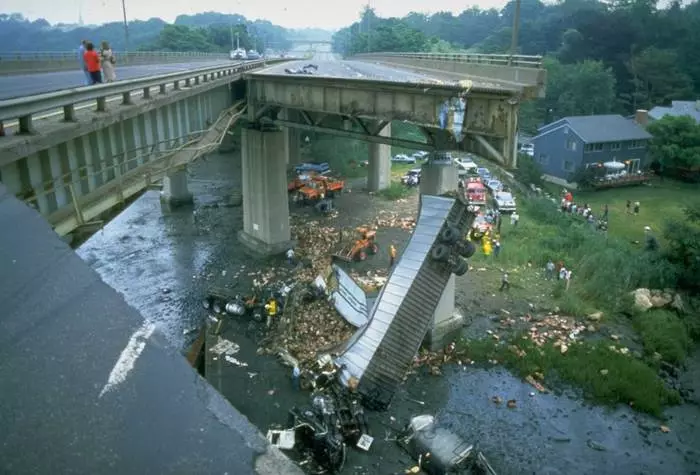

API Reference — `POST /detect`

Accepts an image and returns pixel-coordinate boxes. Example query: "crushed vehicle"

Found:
[285,64,318,75]
[468,214,492,241]
[269,362,373,475]
[401,168,422,186]
[398,415,497,475]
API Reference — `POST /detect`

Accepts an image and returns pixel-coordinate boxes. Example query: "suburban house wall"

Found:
[581,139,649,170]
[532,125,584,180]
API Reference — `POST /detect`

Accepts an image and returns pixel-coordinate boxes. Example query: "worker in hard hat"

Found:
[264,298,278,329]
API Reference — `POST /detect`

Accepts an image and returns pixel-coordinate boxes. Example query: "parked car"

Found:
[520,143,535,157]
[454,157,478,177]
[494,191,517,212]
[412,151,429,161]
[246,50,261,60]
[295,162,330,174]
[485,179,503,193]
[401,168,421,186]
[476,167,491,180]
[391,154,416,164]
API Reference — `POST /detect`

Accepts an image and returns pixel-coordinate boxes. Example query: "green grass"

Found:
[566,179,696,243]
[632,309,691,364]
[459,337,681,416]
[379,181,414,200]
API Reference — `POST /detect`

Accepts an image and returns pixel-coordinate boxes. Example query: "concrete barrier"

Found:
[0,51,230,75]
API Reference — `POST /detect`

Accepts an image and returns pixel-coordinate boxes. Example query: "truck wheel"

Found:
[431,244,450,262]
[440,225,460,244]
[452,258,469,276]
[458,241,476,258]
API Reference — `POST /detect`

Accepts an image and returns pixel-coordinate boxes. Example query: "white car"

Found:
[454,157,478,176]
[494,191,517,212]
[391,154,416,163]
[486,179,503,193]
[412,151,429,160]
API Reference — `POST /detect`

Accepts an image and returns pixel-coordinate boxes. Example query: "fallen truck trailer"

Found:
[335,193,475,410]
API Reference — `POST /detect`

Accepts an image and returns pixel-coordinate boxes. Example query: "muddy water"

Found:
[77,150,700,474]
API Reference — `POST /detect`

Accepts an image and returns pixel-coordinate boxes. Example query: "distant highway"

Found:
[0,60,236,100]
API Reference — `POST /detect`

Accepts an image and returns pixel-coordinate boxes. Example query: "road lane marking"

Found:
[99,322,156,398]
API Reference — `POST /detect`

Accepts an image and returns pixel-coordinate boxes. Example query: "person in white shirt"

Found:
[286,248,295,265]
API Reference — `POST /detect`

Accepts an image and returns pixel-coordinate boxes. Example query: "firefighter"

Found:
[264,298,278,329]
[389,244,397,268]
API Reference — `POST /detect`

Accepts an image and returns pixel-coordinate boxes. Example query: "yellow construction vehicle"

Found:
[333,226,379,262]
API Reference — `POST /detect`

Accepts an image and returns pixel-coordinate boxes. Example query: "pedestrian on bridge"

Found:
[100,41,117,83]
[83,42,102,85]
[78,40,91,86]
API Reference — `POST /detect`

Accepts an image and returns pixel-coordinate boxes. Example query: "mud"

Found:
[77,149,700,474]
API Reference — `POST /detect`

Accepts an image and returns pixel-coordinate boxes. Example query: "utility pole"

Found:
[121,0,129,53]
[366,2,371,53]
[509,0,521,63]
[230,25,234,50]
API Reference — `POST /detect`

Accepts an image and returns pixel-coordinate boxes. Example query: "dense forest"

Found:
[0,12,332,54]
[332,0,700,133]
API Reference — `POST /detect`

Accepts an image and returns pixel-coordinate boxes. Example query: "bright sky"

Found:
[4,0,509,30]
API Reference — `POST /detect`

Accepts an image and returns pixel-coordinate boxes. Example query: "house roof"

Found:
[0,183,303,475]
[535,114,652,143]
[648,101,700,122]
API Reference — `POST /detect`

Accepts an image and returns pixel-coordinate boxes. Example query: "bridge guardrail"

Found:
[352,52,543,68]
[0,51,230,61]
[0,59,284,135]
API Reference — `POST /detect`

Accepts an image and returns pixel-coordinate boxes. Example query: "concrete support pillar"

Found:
[284,127,302,166]
[160,166,193,206]
[420,159,458,196]
[367,122,391,192]
[424,275,463,351]
[238,127,293,255]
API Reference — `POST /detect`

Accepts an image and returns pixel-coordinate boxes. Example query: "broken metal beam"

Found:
[270,118,434,150]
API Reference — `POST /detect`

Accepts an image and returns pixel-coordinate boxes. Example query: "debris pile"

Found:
[291,219,340,275]
[375,210,416,230]
[350,269,388,292]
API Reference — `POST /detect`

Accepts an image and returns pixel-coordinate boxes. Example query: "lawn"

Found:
[574,179,697,242]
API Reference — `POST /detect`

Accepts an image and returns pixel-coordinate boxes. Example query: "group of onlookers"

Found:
[78,40,117,86]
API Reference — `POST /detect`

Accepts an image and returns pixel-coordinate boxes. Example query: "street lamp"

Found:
[509,0,521,63]
[121,0,129,53]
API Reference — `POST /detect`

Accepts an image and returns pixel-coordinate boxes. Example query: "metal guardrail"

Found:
[0,51,229,61]
[0,59,281,134]
[352,52,543,68]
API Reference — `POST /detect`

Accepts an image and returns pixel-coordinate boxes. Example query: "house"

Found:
[531,114,652,184]
[648,100,700,123]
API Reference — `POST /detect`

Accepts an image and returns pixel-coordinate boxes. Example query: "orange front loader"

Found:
[333,226,379,262]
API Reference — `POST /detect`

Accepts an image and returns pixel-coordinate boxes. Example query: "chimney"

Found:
[635,109,648,127]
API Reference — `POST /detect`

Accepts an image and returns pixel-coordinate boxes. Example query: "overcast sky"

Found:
[4,0,508,29]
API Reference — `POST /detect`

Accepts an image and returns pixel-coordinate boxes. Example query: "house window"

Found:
[629,140,646,149]
[610,142,621,151]
[584,143,604,152]
[538,153,549,165]
[565,139,577,151]
[563,160,575,172]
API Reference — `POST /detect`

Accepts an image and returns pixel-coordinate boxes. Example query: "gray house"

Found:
[648,100,700,123]
[531,114,652,183]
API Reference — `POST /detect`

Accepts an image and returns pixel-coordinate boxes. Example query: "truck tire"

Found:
[431,244,450,262]
[452,258,469,276]
[440,225,460,244]
[458,241,476,258]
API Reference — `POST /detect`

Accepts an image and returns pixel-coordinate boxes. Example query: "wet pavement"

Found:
[77,148,700,475]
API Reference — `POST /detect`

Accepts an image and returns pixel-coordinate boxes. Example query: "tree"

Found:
[664,201,700,291]
[627,47,694,110]
[647,115,700,171]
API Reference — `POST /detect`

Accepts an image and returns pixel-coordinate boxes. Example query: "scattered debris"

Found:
[209,338,240,356]
[507,399,517,409]
[660,425,671,433]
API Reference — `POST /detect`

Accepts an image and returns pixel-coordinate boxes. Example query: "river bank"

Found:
[76,147,700,474]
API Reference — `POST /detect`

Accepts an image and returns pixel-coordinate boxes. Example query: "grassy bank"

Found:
[463,194,693,415]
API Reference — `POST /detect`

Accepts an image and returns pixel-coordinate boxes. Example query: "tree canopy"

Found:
[0,12,315,53]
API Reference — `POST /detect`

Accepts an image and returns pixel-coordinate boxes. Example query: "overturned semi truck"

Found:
[334,193,476,410]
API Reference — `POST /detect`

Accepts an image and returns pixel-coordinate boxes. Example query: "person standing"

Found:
[389,244,397,268]
[78,40,91,85]
[633,201,640,216]
[564,269,572,291]
[510,212,520,227]
[493,239,501,258]
[602,204,609,221]
[499,271,510,291]
[100,41,117,83]
[292,366,301,391]
[545,259,555,280]
[286,248,295,266]
[83,42,102,85]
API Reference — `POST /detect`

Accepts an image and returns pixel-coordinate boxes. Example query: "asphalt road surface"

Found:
[0,60,237,100]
